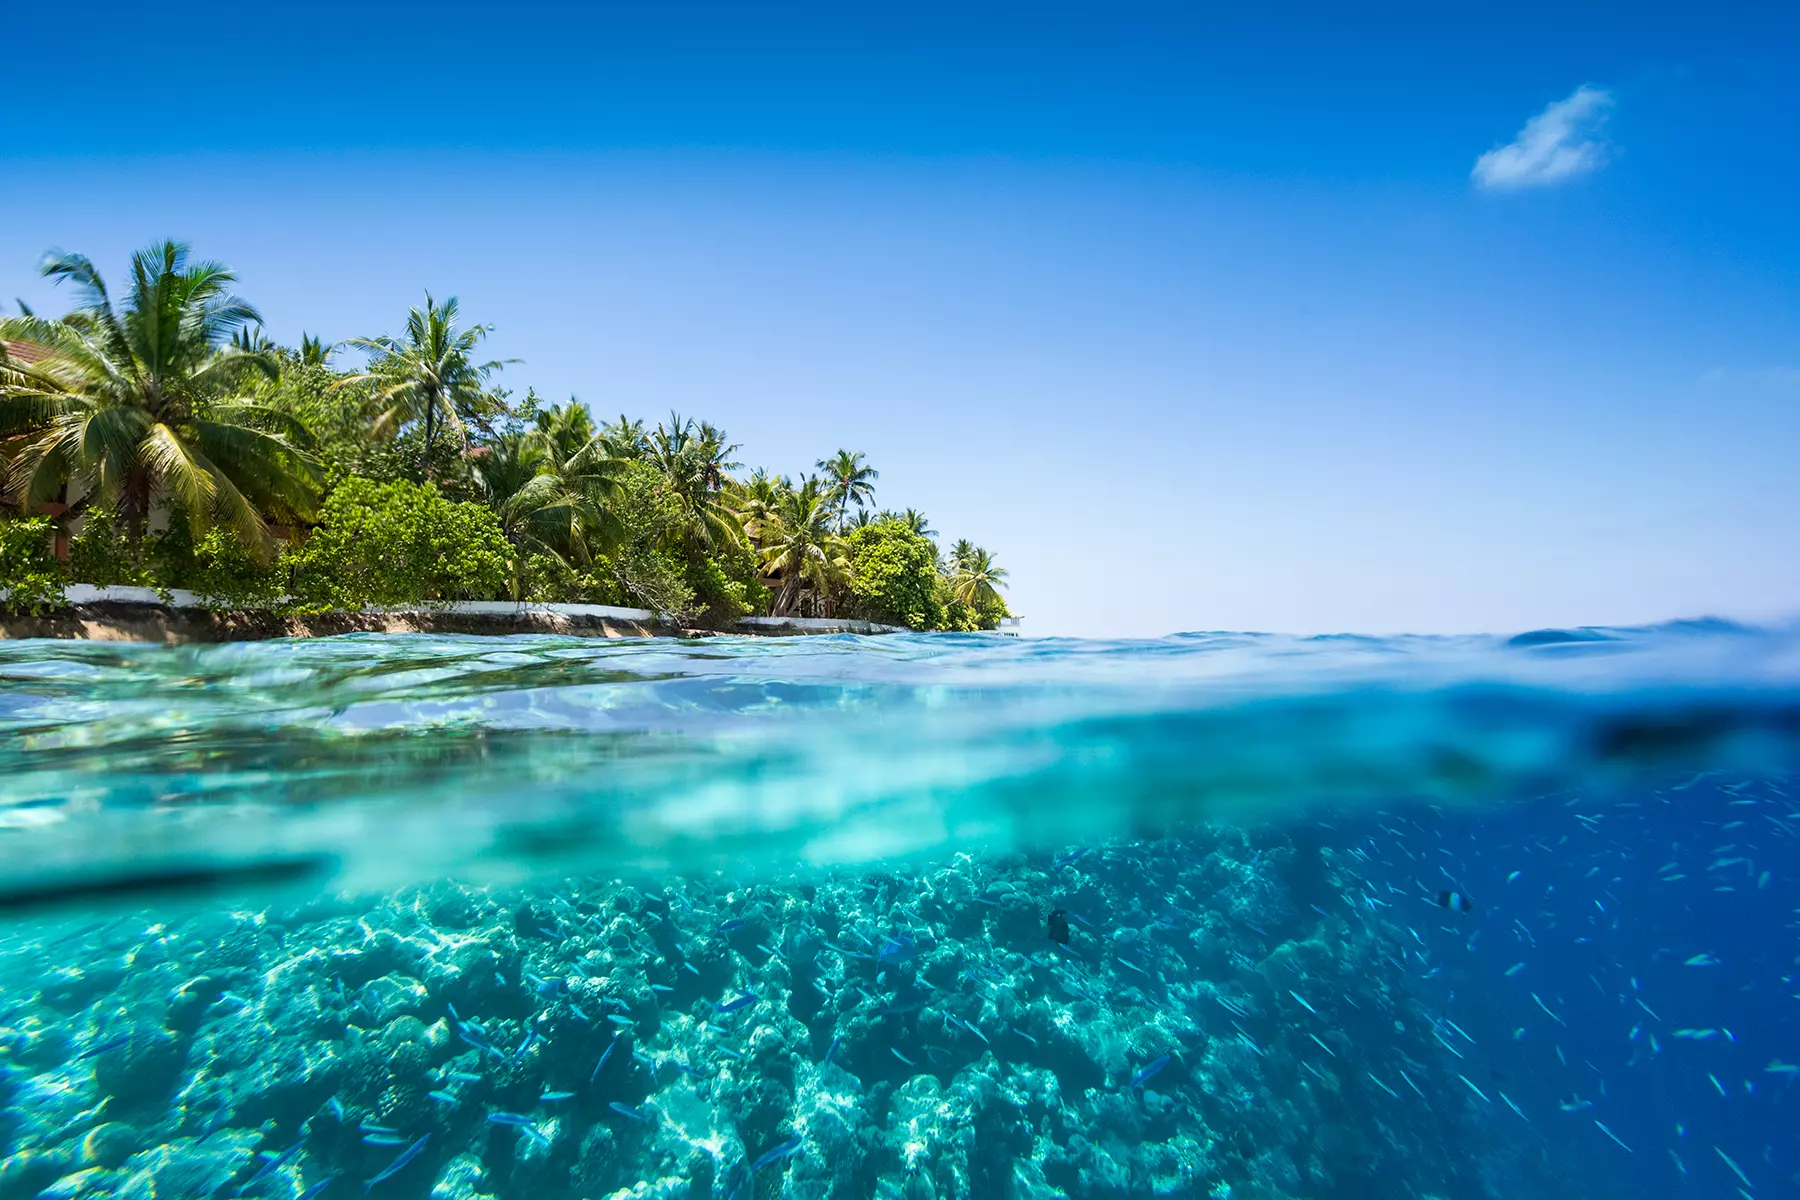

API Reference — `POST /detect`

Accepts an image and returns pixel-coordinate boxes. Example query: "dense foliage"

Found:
[0,513,64,614]
[0,241,1011,628]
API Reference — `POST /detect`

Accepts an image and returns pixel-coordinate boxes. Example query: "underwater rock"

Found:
[3,1022,72,1070]
[164,975,227,1034]
[359,973,432,1026]
[431,1151,495,1200]
[35,1167,115,1200]
[91,1028,186,1109]
[0,1149,71,1200]
[37,962,125,1012]
[79,1123,141,1170]
[113,1130,260,1200]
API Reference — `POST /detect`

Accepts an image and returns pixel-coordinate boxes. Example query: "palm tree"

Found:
[760,475,847,616]
[298,333,334,366]
[0,242,320,554]
[950,544,1008,609]
[599,413,648,459]
[650,411,743,549]
[490,430,626,598]
[341,294,510,475]
[816,449,877,530]
[729,468,789,549]
[888,508,936,538]
[533,399,596,461]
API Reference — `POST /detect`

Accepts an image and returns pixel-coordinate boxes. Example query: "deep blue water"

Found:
[0,623,1795,1198]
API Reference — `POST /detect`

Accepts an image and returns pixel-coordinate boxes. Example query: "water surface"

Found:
[0,624,1795,1198]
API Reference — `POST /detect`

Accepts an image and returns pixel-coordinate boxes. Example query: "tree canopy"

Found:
[1,241,1011,628]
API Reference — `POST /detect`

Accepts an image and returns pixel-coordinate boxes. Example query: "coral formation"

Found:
[0,829,1581,1199]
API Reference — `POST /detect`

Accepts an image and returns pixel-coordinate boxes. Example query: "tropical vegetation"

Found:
[0,241,1011,629]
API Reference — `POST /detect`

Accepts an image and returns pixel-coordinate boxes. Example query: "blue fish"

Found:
[363,1133,429,1189]
[877,936,916,963]
[539,1091,575,1102]
[241,1137,304,1190]
[76,1032,133,1061]
[823,1035,842,1067]
[716,992,758,1014]
[362,1133,408,1146]
[749,1134,805,1173]
[591,1038,617,1082]
[427,1090,459,1105]
[718,919,746,932]
[487,1112,532,1127]
[609,1101,650,1122]
[1130,1055,1172,1088]
[297,1176,340,1200]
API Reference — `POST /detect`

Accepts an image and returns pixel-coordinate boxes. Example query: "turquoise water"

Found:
[1,624,1797,1198]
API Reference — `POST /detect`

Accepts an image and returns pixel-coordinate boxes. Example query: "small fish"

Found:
[1130,1055,1171,1088]
[447,1071,482,1083]
[1436,890,1474,915]
[1593,1121,1632,1153]
[591,1039,617,1082]
[297,1177,341,1200]
[891,1048,915,1066]
[427,1090,459,1105]
[717,919,746,932]
[1288,990,1318,1017]
[608,1102,650,1122]
[716,993,758,1014]
[605,1014,634,1027]
[76,1032,133,1061]
[1715,1146,1754,1190]
[540,1091,575,1102]
[749,1134,805,1173]
[1047,910,1071,946]
[823,1035,841,1067]
[363,1133,430,1188]
[487,1112,532,1126]
[241,1138,305,1190]
[362,1134,408,1147]
[1685,953,1720,967]
[1504,963,1526,977]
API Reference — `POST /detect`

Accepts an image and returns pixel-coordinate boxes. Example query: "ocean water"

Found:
[0,623,1796,1200]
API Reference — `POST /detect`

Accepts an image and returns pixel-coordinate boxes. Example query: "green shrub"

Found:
[844,520,944,631]
[67,516,153,588]
[289,478,510,610]
[145,524,291,610]
[686,542,765,628]
[0,514,66,614]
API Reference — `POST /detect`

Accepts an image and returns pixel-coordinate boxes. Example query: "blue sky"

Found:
[3,2,1797,636]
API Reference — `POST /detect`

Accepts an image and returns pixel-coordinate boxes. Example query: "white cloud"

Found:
[1472,85,1615,190]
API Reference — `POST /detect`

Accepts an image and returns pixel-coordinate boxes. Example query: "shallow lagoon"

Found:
[1,626,1796,1199]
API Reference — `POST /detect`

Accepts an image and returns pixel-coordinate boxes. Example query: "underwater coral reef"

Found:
[0,827,1586,1200]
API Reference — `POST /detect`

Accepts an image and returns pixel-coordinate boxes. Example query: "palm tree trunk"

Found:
[420,392,438,479]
